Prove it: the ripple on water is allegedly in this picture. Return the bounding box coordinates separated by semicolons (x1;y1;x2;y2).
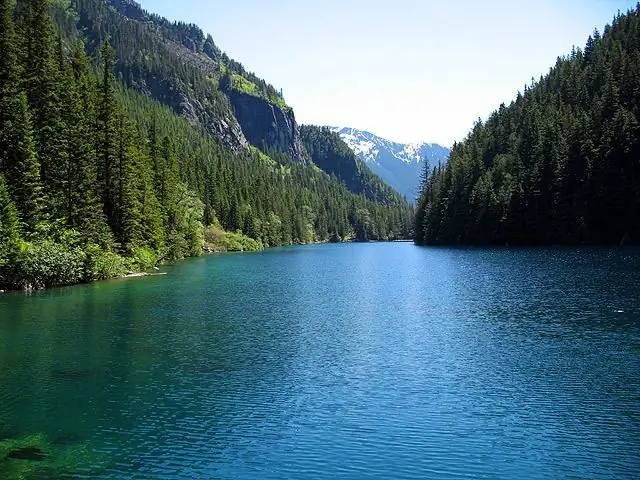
0;244;639;479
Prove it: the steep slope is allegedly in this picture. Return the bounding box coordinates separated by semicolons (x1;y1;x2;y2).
225;87;307;163
69;0;246;151
300;126;407;206
68;0;308;162
333;127;450;201
416;7;640;245
0;0;414;290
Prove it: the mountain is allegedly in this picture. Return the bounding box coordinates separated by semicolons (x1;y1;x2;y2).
70;0;411;196
332;127;450;201
70;0;309;162
0;0;414;290
66;0;415;217
415;6;640;246
300;126;406;206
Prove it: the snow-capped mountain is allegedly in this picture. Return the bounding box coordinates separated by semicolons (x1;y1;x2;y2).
331;127;450;201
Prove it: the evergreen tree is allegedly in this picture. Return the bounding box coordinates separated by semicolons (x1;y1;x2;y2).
3;92;44;231
0;174;21;280
0;0;44;231
97;40;120;236
416;7;640;245
65;41;111;245
0;175;20;244
0;0;18;169
23;0;68;219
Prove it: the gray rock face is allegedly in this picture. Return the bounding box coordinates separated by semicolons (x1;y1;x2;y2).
130;74;247;151
228;91;308;163
92;0;308;159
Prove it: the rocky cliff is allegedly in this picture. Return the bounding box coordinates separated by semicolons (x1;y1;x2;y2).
227;91;308;164
69;0;308;161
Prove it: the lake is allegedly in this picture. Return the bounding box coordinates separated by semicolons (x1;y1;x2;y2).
1;243;639;479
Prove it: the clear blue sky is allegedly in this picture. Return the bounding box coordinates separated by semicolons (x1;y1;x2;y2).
139;0;637;146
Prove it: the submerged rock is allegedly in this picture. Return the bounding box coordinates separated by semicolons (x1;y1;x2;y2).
7;446;47;461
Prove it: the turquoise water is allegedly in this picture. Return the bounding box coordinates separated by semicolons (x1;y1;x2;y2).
1;243;639;479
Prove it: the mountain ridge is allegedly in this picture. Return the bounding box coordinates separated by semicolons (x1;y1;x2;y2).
331;127;450;201
300;126;406;206
70;0;308;161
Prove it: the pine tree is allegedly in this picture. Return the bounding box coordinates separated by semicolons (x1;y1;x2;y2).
0;0;19;169
24;0;68;219
115;116;144;250
0;0;43;231
0;174;21;277
65;40;111;245
97;40;120;236
3;92;45;231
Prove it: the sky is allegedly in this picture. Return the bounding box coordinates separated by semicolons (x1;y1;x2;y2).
139;0;637;147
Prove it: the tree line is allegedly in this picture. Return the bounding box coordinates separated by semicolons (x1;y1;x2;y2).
416;5;640;245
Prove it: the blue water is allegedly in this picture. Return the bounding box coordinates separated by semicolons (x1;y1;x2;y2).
1;243;639;479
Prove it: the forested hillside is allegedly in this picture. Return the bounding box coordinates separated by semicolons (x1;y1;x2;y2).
416;6;640;245
0;0;413;290
68;0;308;161
301;125;407;205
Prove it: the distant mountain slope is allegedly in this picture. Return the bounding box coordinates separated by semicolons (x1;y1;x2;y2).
300;126;408;206
332;127;450;201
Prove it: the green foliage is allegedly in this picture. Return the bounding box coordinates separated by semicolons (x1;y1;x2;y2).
12;238;85;289
163;182;205;259
0;0;45;232
3;92;45;232
230;74;259;96
229;73;289;110
250;146;276;166
204;224;263;252
0;175;21;252
128;246;158;271
84;244;128;281
0;175;21;288
221;231;263;252
416;7;640;245
64;40;110;245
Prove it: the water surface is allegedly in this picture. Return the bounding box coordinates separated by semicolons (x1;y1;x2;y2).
1;244;639;479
